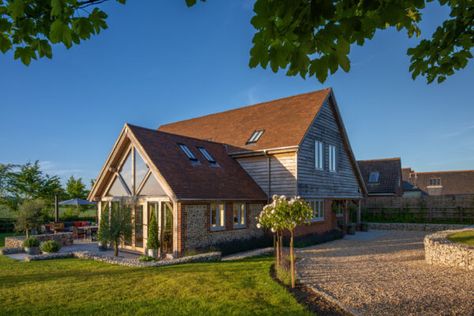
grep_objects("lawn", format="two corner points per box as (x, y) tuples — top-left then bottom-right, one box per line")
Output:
(0, 255), (310, 315)
(448, 230), (474, 246)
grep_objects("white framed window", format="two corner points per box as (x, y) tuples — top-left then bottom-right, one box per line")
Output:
(328, 145), (336, 172)
(198, 147), (216, 163)
(210, 202), (225, 231)
(429, 178), (441, 186)
(233, 203), (246, 228)
(315, 140), (323, 170)
(309, 200), (324, 221)
(247, 130), (264, 144)
(178, 144), (197, 161)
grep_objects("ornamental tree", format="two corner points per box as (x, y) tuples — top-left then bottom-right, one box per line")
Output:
(97, 198), (132, 256)
(257, 195), (313, 288)
(147, 209), (160, 254)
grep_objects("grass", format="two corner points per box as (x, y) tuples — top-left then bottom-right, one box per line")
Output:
(447, 230), (474, 246)
(0, 255), (310, 315)
(0, 232), (17, 248)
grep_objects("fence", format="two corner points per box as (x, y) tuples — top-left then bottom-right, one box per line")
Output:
(362, 195), (474, 225)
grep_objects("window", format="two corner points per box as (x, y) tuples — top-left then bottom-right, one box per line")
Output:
(178, 144), (197, 161)
(333, 201), (344, 217)
(328, 145), (336, 172)
(429, 178), (441, 186)
(247, 130), (264, 144)
(210, 202), (225, 230)
(368, 171), (380, 183)
(233, 203), (246, 228)
(315, 141), (323, 169)
(198, 147), (216, 163)
(309, 200), (324, 221)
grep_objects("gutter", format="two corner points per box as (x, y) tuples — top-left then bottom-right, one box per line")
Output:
(230, 145), (299, 158)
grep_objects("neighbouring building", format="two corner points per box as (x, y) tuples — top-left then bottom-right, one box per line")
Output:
(402, 168), (474, 196)
(357, 158), (403, 197)
(88, 88), (367, 257)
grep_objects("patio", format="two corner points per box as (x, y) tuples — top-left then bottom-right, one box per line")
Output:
(297, 230), (474, 316)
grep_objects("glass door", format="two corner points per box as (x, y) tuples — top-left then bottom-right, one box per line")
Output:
(134, 204), (144, 250)
(160, 202), (173, 254)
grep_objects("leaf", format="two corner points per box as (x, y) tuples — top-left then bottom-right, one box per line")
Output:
(185, 0), (197, 7)
(49, 20), (72, 47)
(14, 46), (36, 65)
(7, 0), (24, 20)
(0, 33), (11, 53)
(50, 0), (63, 18)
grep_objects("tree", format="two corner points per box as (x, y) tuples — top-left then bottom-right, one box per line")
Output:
(97, 198), (132, 256)
(65, 176), (87, 199)
(257, 195), (313, 288)
(147, 209), (160, 256)
(15, 199), (45, 237)
(1, 1), (472, 84)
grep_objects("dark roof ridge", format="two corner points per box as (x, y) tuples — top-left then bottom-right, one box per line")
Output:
(158, 88), (332, 129)
(411, 169), (474, 174)
(126, 123), (227, 147)
(358, 157), (401, 162)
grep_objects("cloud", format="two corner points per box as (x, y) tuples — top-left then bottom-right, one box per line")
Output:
(441, 124), (474, 138)
(40, 160), (84, 177)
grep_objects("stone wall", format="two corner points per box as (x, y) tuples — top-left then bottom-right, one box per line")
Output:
(424, 229), (474, 271)
(4, 233), (73, 249)
(368, 222), (467, 232)
(183, 203), (264, 251)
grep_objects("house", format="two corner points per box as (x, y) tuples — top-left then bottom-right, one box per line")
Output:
(402, 168), (474, 196)
(358, 158), (403, 197)
(88, 88), (367, 257)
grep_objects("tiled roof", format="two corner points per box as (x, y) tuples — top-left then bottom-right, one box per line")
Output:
(403, 168), (474, 195)
(127, 124), (268, 201)
(158, 89), (331, 154)
(358, 158), (402, 196)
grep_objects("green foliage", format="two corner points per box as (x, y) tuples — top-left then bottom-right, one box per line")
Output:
(138, 255), (155, 262)
(189, 0), (472, 84)
(15, 199), (45, 237)
(65, 176), (88, 199)
(97, 198), (132, 256)
(1, 161), (65, 211)
(40, 240), (61, 253)
(23, 236), (40, 248)
(97, 203), (109, 243)
(0, 0), (126, 65)
(147, 209), (159, 250)
(0, 255), (310, 315)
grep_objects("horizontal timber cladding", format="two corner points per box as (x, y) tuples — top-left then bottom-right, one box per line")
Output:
(297, 99), (361, 199)
(236, 152), (297, 197)
(181, 202), (264, 251)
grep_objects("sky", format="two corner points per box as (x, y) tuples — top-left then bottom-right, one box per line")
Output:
(1, 1), (473, 187)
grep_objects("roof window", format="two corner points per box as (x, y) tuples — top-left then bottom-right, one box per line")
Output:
(247, 130), (264, 144)
(198, 147), (216, 163)
(368, 171), (380, 183)
(178, 144), (197, 161)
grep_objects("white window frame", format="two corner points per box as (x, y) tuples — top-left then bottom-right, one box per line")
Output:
(210, 202), (225, 231)
(309, 200), (324, 222)
(315, 140), (324, 170)
(233, 203), (246, 228)
(178, 144), (197, 161)
(247, 130), (264, 144)
(368, 171), (380, 183)
(198, 147), (216, 163)
(328, 144), (336, 172)
(428, 178), (441, 186)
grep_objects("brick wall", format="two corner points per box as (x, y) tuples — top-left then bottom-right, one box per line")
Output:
(182, 202), (264, 251)
(295, 199), (337, 236)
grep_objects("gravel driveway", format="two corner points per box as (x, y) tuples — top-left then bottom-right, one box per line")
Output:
(297, 230), (474, 316)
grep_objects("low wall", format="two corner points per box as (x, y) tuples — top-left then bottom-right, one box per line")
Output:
(424, 229), (474, 271)
(4, 233), (73, 248)
(368, 222), (467, 232)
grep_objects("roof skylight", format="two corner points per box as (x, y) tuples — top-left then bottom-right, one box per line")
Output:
(198, 147), (216, 163)
(247, 130), (264, 144)
(368, 171), (380, 183)
(178, 144), (197, 161)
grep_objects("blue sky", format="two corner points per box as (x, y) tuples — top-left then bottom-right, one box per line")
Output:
(1, 1), (473, 187)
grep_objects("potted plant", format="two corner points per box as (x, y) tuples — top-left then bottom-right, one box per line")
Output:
(40, 240), (61, 253)
(147, 210), (160, 258)
(23, 237), (40, 255)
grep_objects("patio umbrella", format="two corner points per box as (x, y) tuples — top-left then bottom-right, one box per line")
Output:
(59, 198), (97, 206)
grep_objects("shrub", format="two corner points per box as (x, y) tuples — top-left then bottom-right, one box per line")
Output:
(208, 235), (274, 256)
(23, 237), (40, 248)
(138, 255), (155, 262)
(291, 229), (344, 248)
(40, 240), (61, 253)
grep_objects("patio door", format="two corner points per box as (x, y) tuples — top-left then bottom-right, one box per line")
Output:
(121, 202), (145, 253)
(147, 201), (173, 255)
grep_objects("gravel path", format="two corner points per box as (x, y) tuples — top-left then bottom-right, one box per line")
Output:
(297, 230), (474, 316)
